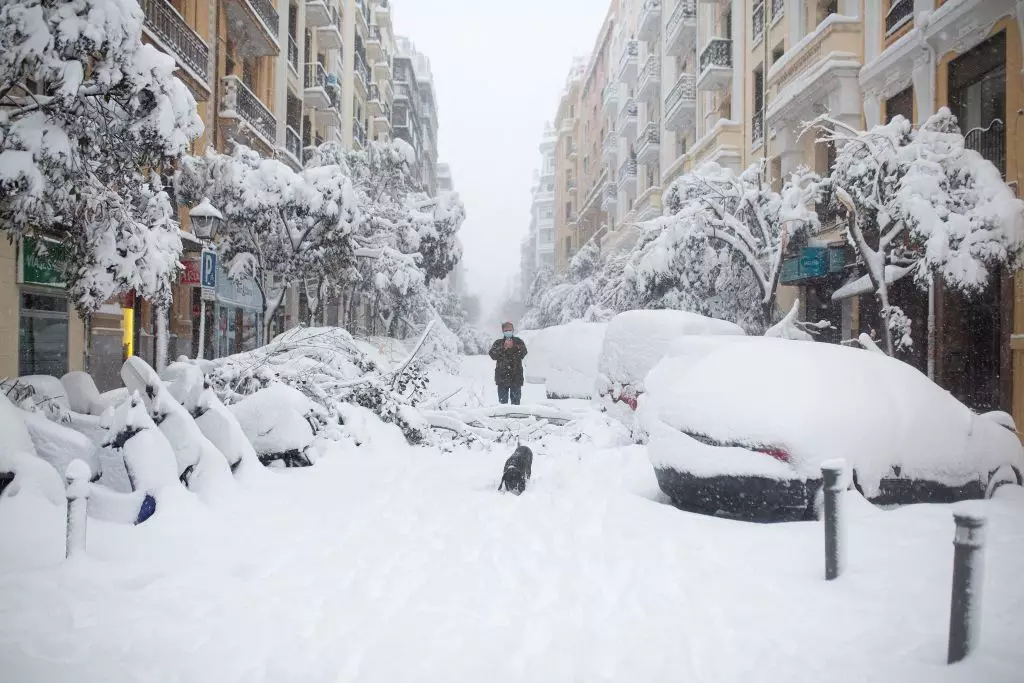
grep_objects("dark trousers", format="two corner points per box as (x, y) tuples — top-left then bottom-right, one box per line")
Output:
(497, 385), (522, 405)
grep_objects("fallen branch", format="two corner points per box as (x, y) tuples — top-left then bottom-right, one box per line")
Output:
(391, 320), (436, 388)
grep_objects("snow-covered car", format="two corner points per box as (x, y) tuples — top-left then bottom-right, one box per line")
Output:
(596, 310), (745, 412)
(520, 321), (607, 399)
(640, 337), (1024, 521)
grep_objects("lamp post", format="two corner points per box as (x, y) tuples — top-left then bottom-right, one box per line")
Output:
(188, 198), (223, 360)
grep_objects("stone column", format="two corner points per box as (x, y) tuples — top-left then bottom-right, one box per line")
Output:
(776, 124), (803, 176)
(912, 49), (936, 122)
(787, 0), (804, 49)
(863, 90), (882, 129)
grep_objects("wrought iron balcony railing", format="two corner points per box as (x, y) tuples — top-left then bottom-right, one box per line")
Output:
(140, 0), (210, 84)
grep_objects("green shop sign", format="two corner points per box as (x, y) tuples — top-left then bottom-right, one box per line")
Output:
(779, 247), (845, 285)
(20, 236), (71, 287)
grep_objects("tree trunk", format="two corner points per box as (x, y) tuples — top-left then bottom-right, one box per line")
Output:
(927, 274), (936, 379)
(155, 304), (169, 372)
(82, 313), (92, 374)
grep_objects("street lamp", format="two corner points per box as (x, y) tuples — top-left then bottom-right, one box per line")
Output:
(188, 198), (223, 360)
(188, 197), (223, 241)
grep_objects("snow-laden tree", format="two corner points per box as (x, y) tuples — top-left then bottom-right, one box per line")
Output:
(175, 143), (359, 339)
(632, 161), (819, 331)
(0, 0), (203, 317)
(322, 139), (466, 336)
(816, 109), (1024, 356)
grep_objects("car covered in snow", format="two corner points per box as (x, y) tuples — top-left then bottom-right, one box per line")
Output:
(596, 310), (745, 412)
(520, 321), (607, 400)
(639, 337), (1024, 521)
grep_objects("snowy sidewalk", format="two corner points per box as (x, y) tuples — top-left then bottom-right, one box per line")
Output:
(1, 364), (1023, 682)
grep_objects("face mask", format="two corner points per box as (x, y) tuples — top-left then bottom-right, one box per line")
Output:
(503, 331), (513, 339)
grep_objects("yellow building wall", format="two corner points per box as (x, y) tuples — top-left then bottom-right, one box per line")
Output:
(0, 240), (19, 378)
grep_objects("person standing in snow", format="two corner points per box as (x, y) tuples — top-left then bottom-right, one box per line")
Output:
(489, 322), (528, 406)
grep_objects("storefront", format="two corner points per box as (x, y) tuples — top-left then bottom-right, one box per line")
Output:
(198, 262), (262, 359)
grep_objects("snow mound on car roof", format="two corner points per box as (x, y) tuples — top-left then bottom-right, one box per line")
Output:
(597, 310), (744, 395)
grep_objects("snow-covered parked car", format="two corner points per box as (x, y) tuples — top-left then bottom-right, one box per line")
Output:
(596, 310), (744, 412)
(639, 337), (1024, 521)
(520, 321), (607, 399)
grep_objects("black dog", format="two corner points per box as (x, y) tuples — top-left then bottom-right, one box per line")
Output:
(498, 445), (533, 495)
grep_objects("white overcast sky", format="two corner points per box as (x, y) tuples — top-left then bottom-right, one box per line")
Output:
(392, 0), (609, 325)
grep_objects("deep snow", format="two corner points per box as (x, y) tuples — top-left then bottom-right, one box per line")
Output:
(1, 356), (1023, 682)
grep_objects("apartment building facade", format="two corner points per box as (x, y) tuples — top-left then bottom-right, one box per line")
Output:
(540, 0), (1024, 422)
(2, 0), (441, 389)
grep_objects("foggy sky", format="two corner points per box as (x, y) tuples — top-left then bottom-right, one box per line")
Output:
(392, 0), (609, 326)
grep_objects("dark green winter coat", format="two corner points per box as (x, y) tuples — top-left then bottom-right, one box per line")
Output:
(489, 337), (528, 387)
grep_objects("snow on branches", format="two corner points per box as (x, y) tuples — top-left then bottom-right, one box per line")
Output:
(0, 0), (203, 315)
(175, 143), (359, 338)
(813, 108), (1024, 355)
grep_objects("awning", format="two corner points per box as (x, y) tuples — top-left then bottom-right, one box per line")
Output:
(831, 264), (914, 301)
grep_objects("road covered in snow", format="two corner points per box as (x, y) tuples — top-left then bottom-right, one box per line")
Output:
(1, 356), (1023, 682)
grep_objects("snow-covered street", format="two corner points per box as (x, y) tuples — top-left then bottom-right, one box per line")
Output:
(2, 357), (1023, 682)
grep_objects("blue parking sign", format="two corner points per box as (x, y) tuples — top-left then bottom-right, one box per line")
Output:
(200, 249), (218, 289)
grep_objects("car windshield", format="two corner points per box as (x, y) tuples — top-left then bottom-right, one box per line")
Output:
(2, 1), (1023, 681)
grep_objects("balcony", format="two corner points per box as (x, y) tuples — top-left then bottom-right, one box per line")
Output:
(618, 156), (638, 196)
(317, 7), (343, 50)
(638, 1), (662, 42)
(666, 0), (697, 56)
(696, 38), (732, 91)
(368, 83), (383, 115)
(636, 122), (660, 165)
(287, 35), (299, 74)
(375, 102), (392, 131)
(765, 17), (862, 121)
(635, 186), (662, 221)
(568, 144), (578, 161)
(303, 62), (331, 109)
(886, 0), (913, 37)
(354, 53), (370, 93)
(223, 0), (279, 56)
(140, 0), (211, 99)
(664, 72), (696, 131)
(366, 25), (383, 59)
(751, 109), (764, 150)
(355, 0), (370, 35)
(602, 129), (617, 164)
(219, 75), (277, 151)
(375, 0), (392, 29)
(637, 55), (661, 102)
(602, 84), (618, 118)
(964, 119), (1006, 178)
(617, 98), (638, 138)
(688, 118), (743, 171)
(353, 119), (367, 148)
(617, 40), (639, 85)
(305, 0), (332, 27)
(281, 125), (302, 168)
(601, 182), (618, 211)
(771, 0), (784, 23)
(373, 53), (391, 81)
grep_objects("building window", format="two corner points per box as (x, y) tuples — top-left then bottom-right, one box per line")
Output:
(771, 42), (784, 65)
(949, 31), (1006, 178)
(565, 236), (572, 257)
(565, 202), (572, 219)
(583, 155), (589, 174)
(19, 288), (69, 377)
(885, 86), (913, 124)
(816, 0), (838, 25)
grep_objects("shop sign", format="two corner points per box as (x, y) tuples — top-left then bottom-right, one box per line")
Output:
(179, 258), (201, 285)
(20, 236), (70, 287)
(779, 247), (845, 285)
(215, 262), (262, 310)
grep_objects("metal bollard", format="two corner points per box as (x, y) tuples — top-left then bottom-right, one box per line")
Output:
(65, 459), (92, 560)
(948, 512), (987, 664)
(821, 460), (845, 581)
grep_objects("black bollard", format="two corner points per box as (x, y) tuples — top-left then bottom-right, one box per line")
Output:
(948, 512), (987, 664)
(821, 461), (845, 581)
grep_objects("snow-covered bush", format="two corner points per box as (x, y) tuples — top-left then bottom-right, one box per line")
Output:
(0, 0), (203, 316)
(814, 109), (1024, 355)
